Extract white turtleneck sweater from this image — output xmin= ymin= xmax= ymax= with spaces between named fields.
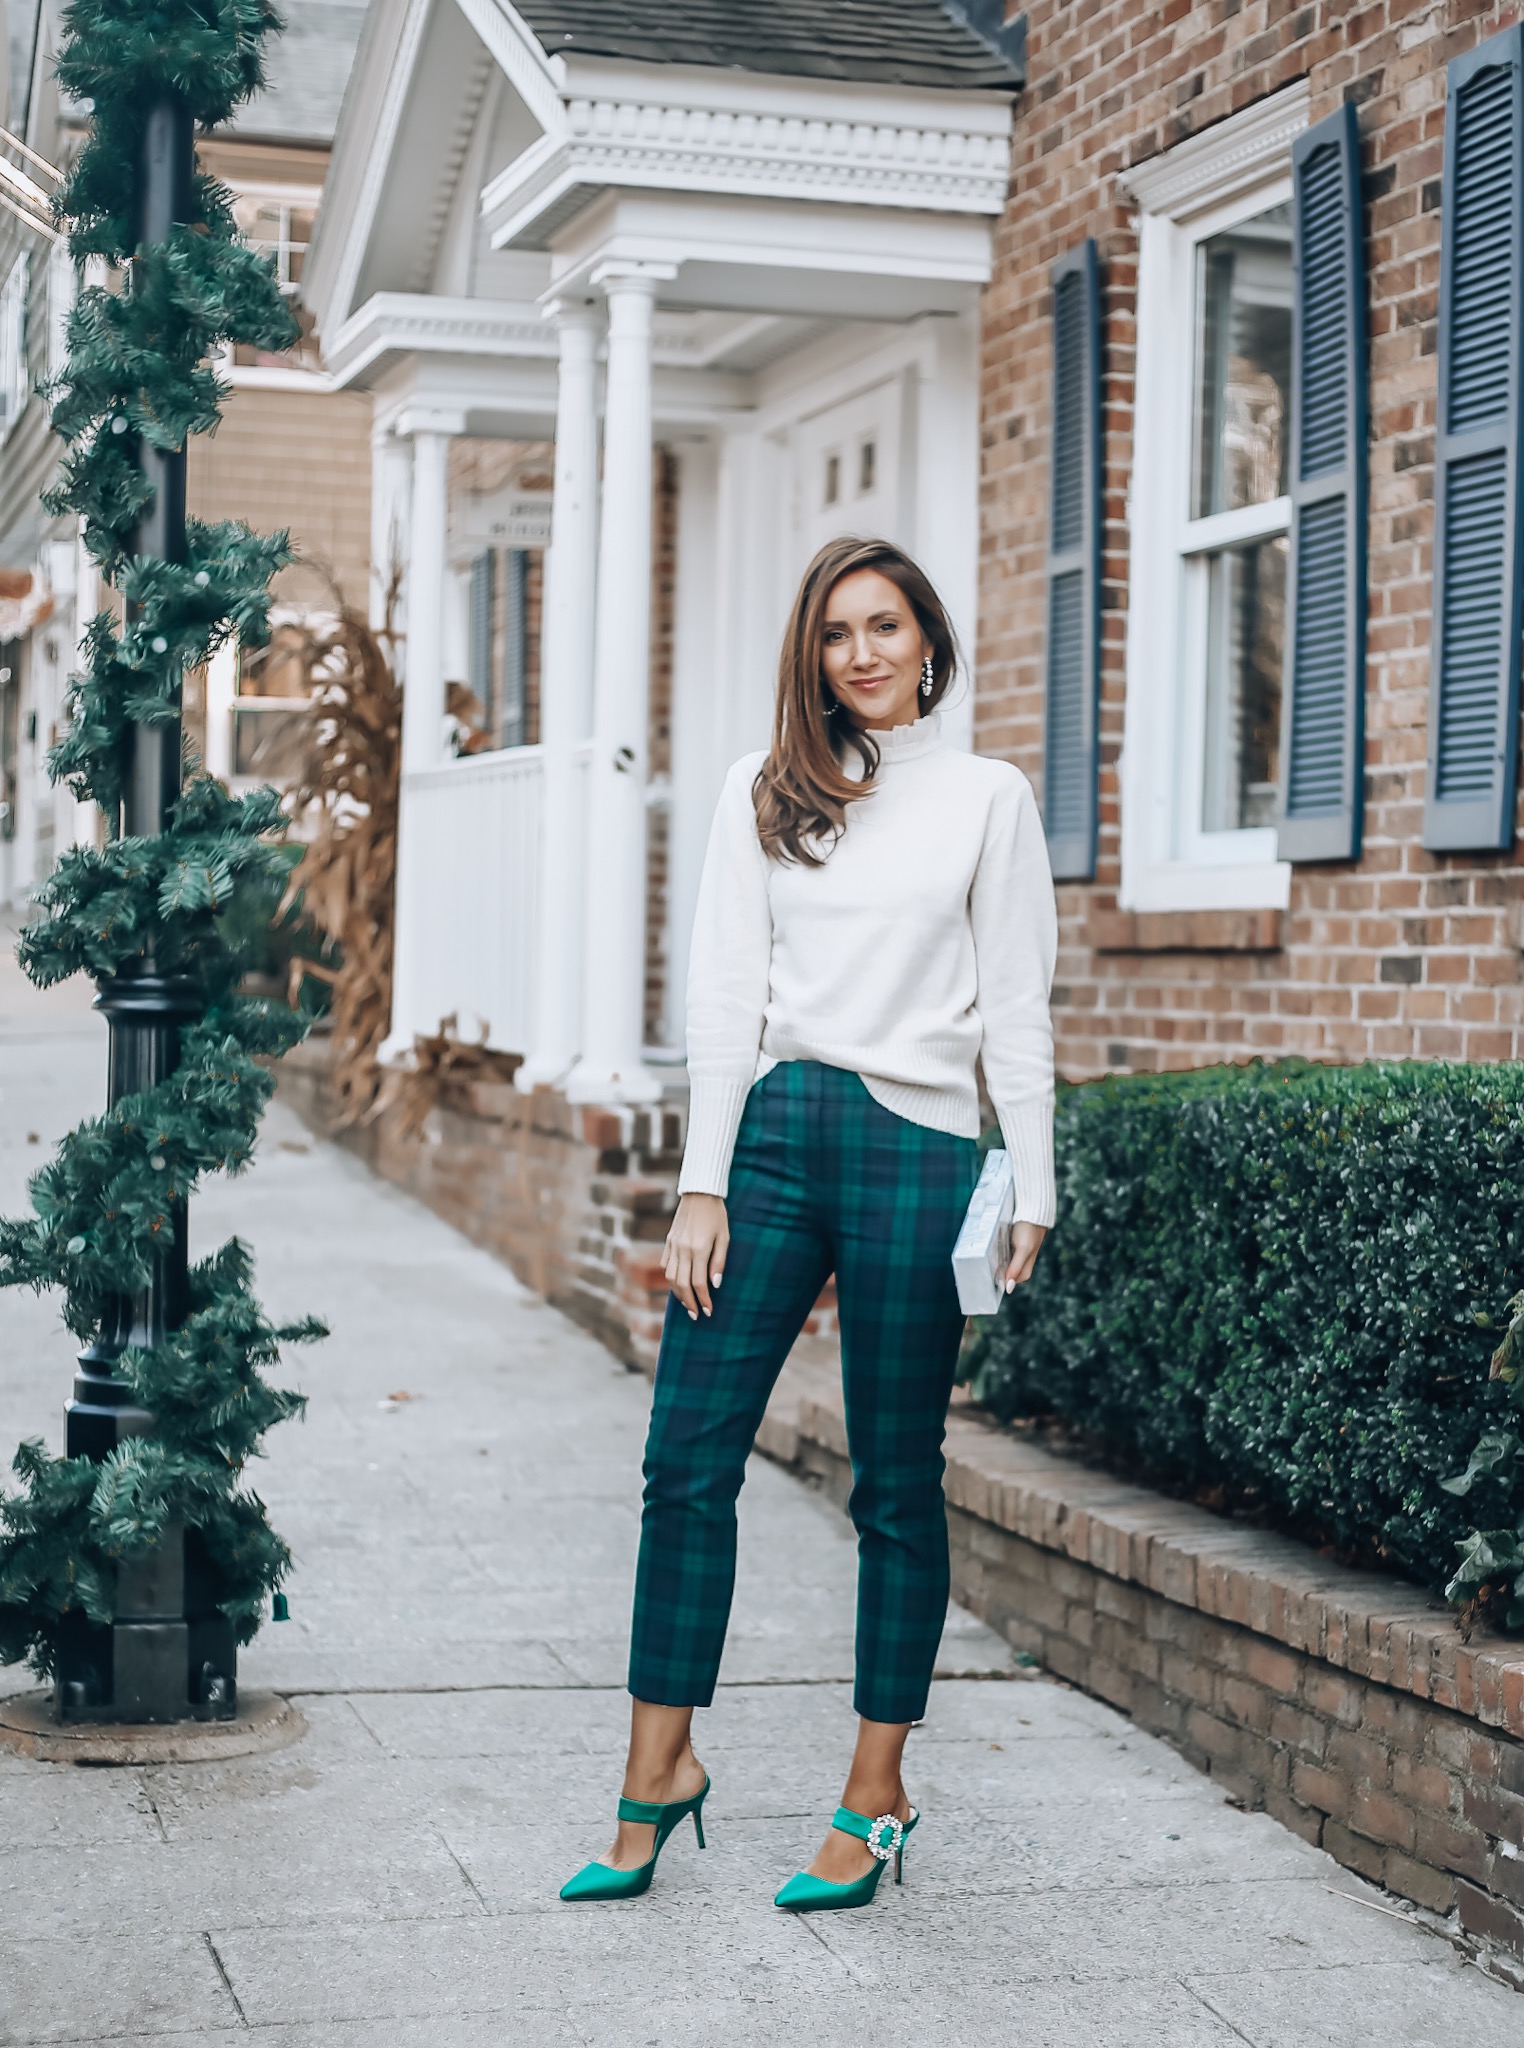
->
xmin=678 ymin=713 xmax=1058 ymax=1226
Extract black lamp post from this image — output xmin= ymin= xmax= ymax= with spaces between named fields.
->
xmin=55 ymin=98 xmax=237 ymax=1725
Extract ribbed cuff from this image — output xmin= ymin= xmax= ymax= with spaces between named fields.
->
xmin=996 ymin=1094 xmax=1056 ymax=1228
xmin=677 ymin=1074 xmax=753 ymax=1198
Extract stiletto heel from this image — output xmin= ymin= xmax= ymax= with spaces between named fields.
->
xmin=774 ymin=1805 xmax=918 ymax=1912
xmin=559 ymin=1776 xmax=711 ymax=1902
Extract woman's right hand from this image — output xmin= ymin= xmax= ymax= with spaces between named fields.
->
xmin=663 ymin=1193 xmax=730 ymax=1321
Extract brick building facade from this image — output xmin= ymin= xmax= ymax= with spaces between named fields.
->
xmin=978 ymin=0 xmax=1524 ymax=1080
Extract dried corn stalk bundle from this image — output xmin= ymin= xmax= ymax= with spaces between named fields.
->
xmin=376 ymin=1017 xmax=524 ymax=1141
xmin=277 ymin=592 xmax=403 ymax=1126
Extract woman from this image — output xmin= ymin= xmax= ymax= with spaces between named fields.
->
xmin=561 ymin=535 xmax=1057 ymax=1912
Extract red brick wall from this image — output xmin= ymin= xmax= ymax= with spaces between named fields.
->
xmin=978 ymin=0 xmax=1524 ymax=1080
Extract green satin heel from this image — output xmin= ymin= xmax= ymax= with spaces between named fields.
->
xmin=558 ymin=1777 xmax=710 ymax=1902
xmin=773 ymin=1803 xmax=918 ymax=1912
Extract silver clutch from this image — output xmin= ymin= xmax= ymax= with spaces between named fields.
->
xmin=952 ymin=1149 xmax=1014 ymax=1316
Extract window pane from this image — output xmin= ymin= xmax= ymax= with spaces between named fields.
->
xmin=228 ymin=193 xmax=322 ymax=372
xmin=237 ymin=626 xmax=311 ymax=700
xmin=1192 ymin=203 xmax=1293 ymax=518
xmin=1202 ymin=534 xmax=1286 ymax=833
xmin=232 ymin=704 xmax=305 ymax=781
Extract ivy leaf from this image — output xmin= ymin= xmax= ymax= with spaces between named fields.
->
xmin=1440 ymin=1430 xmax=1522 ymax=1497
xmin=1446 ymin=1525 xmax=1524 ymax=1602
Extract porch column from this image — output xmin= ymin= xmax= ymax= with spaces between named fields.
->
xmin=519 ymin=301 xmax=602 ymax=1089
xmin=565 ymin=266 xmax=671 ymax=1106
xmin=203 ymin=639 xmax=236 ymax=784
xmin=382 ymin=406 xmax=464 ymax=1059
xmin=397 ymin=409 xmax=462 ymax=774
xmin=369 ymin=421 xmax=414 ymax=632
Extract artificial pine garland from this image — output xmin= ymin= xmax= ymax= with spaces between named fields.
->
xmin=0 ymin=0 xmax=322 ymax=1676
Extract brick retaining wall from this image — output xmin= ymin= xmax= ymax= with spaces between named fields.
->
xmin=761 ymin=1351 xmax=1524 ymax=1987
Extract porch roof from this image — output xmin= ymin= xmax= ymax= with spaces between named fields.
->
xmin=512 ymin=0 xmax=1026 ymax=90
xmin=304 ymin=0 xmax=1017 ymax=385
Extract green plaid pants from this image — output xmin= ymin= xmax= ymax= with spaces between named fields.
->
xmin=629 ymin=1060 xmax=980 ymax=1724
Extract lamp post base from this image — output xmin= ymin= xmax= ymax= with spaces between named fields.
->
xmin=0 ymin=1689 xmax=303 ymax=1763
xmin=53 ymin=1528 xmax=240 ymax=1725
xmin=60 ymin=965 xmax=237 ymax=1727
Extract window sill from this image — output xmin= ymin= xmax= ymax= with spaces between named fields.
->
xmin=1088 ymin=909 xmax=1283 ymax=954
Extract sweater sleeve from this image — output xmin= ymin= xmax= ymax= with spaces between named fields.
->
xmin=969 ymin=770 xmax=1059 ymax=1227
xmin=677 ymin=757 xmax=773 ymax=1198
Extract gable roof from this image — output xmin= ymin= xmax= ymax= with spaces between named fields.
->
xmin=513 ymin=0 xmax=1025 ymax=90
xmin=217 ymin=0 xmax=369 ymax=146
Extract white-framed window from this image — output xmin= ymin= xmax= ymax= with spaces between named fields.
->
xmin=0 ymin=252 xmax=32 ymax=445
xmin=1118 ymin=82 xmax=1308 ymax=914
xmin=223 ymin=184 xmax=325 ymax=380
xmin=240 ymin=195 xmax=312 ymax=292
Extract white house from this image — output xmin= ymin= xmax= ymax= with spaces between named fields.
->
xmin=0 ymin=3 xmax=91 ymax=915
xmin=0 ymin=0 xmax=367 ymax=913
xmin=301 ymin=0 xmax=1024 ymax=1102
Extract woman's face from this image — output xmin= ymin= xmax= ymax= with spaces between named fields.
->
xmin=819 ymin=568 xmax=931 ymax=732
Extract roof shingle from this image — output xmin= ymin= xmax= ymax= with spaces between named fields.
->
xmin=515 ymin=1 xmax=1025 ymax=91
xmin=222 ymin=0 xmax=369 ymax=145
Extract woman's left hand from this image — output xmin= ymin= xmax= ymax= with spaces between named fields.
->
xmin=1004 ymin=1221 xmax=1047 ymax=1293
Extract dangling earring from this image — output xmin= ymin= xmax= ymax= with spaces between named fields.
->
xmin=920 ymin=655 xmax=935 ymax=700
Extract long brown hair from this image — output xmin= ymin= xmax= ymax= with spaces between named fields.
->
xmin=752 ymin=536 xmax=958 ymax=865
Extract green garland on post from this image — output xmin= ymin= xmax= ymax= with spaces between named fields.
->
xmin=0 ymin=0 xmax=322 ymax=1676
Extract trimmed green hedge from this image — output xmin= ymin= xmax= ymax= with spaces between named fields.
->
xmin=961 ymin=1061 xmax=1524 ymax=1625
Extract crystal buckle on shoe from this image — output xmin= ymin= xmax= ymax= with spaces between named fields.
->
xmin=866 ymin=1814 xmax=905 ymax=1862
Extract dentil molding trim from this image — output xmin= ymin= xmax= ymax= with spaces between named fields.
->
xmin=484 ymin=95 xmax=1013 ymax=248
xmin=1118 ymin=78 xmax=1309 ymax=219
xmin=326 ymin=290 xmax=753 ymax=387
xmin=326 ymin=292 xmax=561 ymax=386
xmin=453 ymin=0 xmax=563 ymax=135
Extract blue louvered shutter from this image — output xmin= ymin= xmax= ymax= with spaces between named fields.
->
xmin=1043 ymin=239 xmax=1101 ymax=880
xmin=1425 ymin=27 xmax=1524 ymax=852
xmin=1278 ymin=103 xmax=1368 ymax=863
xmin=468 ymin=548 xmax=495 ymax=734
xmin=502 ymin=547 xmax=528 ymax=748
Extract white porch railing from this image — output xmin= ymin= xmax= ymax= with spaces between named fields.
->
xmin=400 ymin=742 xmax=589 ymax=1056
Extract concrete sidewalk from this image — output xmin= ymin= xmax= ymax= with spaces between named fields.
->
xmin=0 ymin=937 xmax=1518 ymax=2045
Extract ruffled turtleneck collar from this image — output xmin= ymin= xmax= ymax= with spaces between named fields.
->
xmin=839 ymin=710 xmax=944 ymax=780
